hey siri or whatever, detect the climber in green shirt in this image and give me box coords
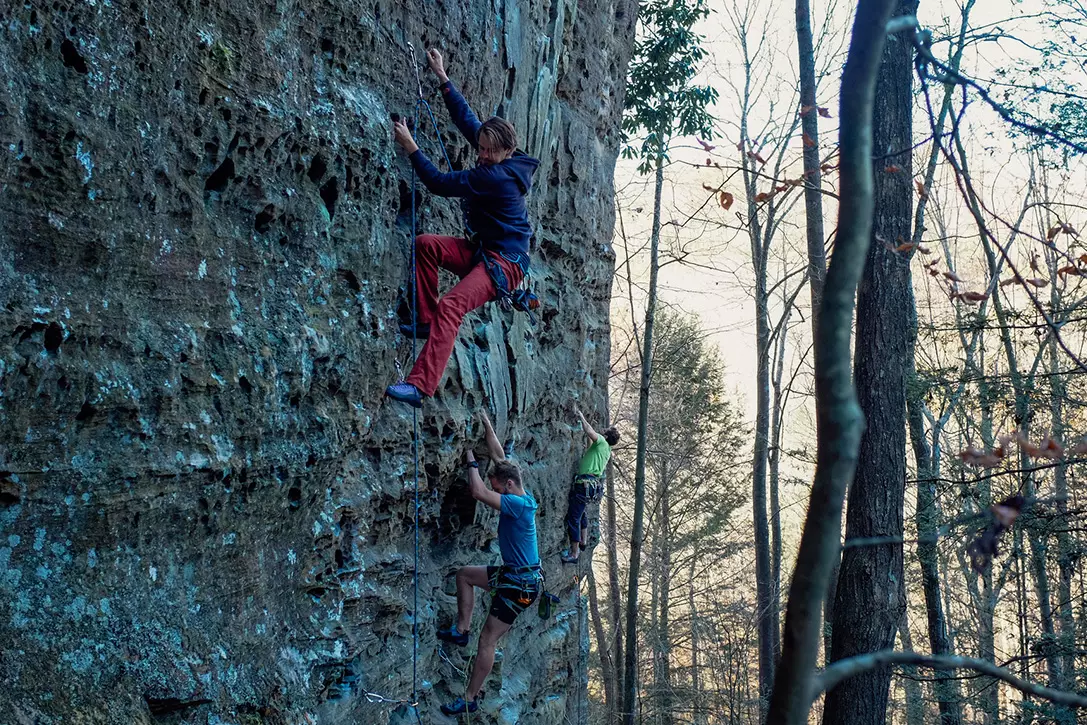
[561,406,620,564]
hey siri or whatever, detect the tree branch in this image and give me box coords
[813,650,1087,708]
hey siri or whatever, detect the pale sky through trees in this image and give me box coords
[613,0,1086,437]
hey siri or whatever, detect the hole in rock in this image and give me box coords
[238,375,252,393]
[60,39,88,74]
[319,177,338,219]
[288,486,302,509]
[338,269,360,294]
[43,322,64,352]
[75,401,96,422]
[254,204,276,232]
[204,157,234,192]
[0,473,19,507]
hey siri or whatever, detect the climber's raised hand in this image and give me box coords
[427,48,449,84]
[392,118,419,154]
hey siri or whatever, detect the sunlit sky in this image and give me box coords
[610,0,1087,550]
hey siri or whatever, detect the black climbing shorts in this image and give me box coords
[487,565,541,625]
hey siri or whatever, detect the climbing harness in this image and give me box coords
[572,473,604,503]
[476,244,541,325]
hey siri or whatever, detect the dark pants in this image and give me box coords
[564,475,602,543]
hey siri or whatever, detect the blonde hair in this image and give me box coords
[478,117,518,152]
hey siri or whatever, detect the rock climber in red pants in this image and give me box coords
[386,48,539,408]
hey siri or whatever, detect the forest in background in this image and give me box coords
[592,0,1087,723]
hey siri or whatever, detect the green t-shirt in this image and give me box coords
[577,438,612,476]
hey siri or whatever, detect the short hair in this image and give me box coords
[604,427,620,446]
[478,117,518,152]
[490,460,522,487]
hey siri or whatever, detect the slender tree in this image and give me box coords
[619,3,716,722]
[764,1,901,722]
[823,3,917,723]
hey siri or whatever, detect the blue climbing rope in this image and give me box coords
[404,41,456,724]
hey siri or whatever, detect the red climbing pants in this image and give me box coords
[405,234,523,397]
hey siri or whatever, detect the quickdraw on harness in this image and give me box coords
[473,242,541,325]
[572,473,605,503]
[490,563,544,604]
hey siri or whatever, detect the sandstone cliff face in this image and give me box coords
[0,0,635,722]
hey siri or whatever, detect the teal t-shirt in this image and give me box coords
[498,492,540,568]
[577,438,612,476]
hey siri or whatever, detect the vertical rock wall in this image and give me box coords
[0,0,635,722]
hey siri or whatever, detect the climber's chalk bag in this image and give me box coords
[538,591,560,620]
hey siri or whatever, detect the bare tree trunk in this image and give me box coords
[606,457,624,724]
[902,7,970,721]
[622,153,664,725]
[764,2,899,721]
[590,569,619,722]
[1046,232,1077,719]
[898,617,925,725]
[658,477,672,725]
[689,558,706,725]
[822,4,916,725]
[795,0,827,335]
[741,81,776,723]
[906,368,963,724]
[770,281,792,666]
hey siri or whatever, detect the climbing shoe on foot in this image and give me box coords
[560,549,579,565]
[385,382,423,408]
[440,695,481,716]
[399,322,431,339]
[437,624,469,647]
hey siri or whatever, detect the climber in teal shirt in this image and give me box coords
[438,413,541,717]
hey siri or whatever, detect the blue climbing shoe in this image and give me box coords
[385,382,423,408]
[440,696,480,716]
[399,322,431,339]
[561,549,580,565]
[437,624,469,647]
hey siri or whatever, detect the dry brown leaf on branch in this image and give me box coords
[817,106,832,118]
[1000,276,1021,287]
[917,245,932,254]
[1048,224,1063,241]
[1017,433,1044,458]
[1061,222,1078,237]
[1025,277,1049,288]
[702,183,718,193]
[754,191,773,203]
[820,162,837,173]
[802,132,817,148]
[1057,265,1082,277]
[968,494,1026,574]
[884,164,902,174]
[958,291,989,303]
[697,138,716,152]
[959,448,1002,467]
[943,270,965,283]
[719,191,734,210]
[1040,437,1065,460]
[895,242,918,253]
[747,150,768,164]
[915,179,928,200]
[1030,252,1041,273]
[801,105,816,116]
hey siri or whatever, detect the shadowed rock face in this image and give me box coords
[0,0,635,722]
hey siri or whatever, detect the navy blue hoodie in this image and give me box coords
[409,81,539,269]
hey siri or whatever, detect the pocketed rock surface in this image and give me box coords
[0,0,635,722]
